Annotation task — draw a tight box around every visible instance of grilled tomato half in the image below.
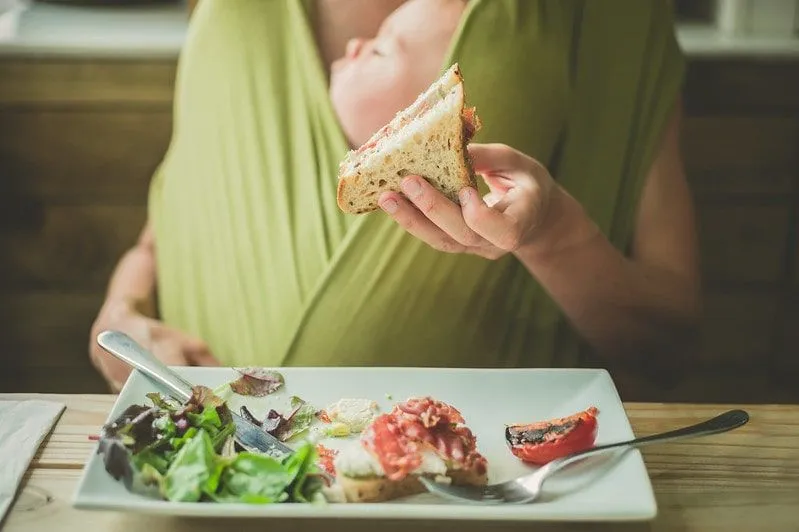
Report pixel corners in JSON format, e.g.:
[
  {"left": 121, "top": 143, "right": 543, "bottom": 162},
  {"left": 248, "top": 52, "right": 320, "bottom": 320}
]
[{"left": 505, "top": 407, "right": 599, "bottom": 465}]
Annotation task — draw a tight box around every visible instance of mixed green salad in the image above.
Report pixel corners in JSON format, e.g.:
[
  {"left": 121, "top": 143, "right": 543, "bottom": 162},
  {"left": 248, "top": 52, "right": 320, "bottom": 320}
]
[{"left": 97, "top": 369, "right": 326, "bottom": 505}]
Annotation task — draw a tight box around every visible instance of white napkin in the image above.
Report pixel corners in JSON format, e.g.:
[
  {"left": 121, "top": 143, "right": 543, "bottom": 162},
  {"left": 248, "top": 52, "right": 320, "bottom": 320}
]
[{"left": 0, "top": 400, "right": 65, "bottom": 521}]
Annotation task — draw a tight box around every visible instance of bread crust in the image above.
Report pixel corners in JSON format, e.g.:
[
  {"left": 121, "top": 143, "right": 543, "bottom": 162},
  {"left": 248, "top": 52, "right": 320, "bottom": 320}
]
[{"left": 337, "top": 467, "right": 488, "bottom": 503}]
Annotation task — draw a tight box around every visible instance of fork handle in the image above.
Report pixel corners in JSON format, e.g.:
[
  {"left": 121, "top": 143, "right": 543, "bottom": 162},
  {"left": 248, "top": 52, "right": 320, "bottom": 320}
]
[{"left": 545, "top": 409, "right": 750, "bottom": 476}]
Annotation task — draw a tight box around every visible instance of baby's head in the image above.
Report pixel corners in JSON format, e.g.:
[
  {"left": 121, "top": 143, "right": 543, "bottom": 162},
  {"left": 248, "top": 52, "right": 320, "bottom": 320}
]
[{"left": 329, "top": 0, "right": 466, "bottom": 148}]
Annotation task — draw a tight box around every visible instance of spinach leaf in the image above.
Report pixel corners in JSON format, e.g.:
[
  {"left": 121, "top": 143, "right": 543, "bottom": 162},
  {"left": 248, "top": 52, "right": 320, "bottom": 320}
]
[
  {"left": 216, "top": 454, "right": 293, "bottom": 503},
  {"left": 162, "top": 429, "right": 222, "bottom": 502},
  {"left": 282, "top": 441, "right": 323, "bottom": 503},
  {"left": 187, "top": 404, "right": 222, "bottom": 433},
  {"left": 132, "top": 448, "right": 171, "bottom": 476}
]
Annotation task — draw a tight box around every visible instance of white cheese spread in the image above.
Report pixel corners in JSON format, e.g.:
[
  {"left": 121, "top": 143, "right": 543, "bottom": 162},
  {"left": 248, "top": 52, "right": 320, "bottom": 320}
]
[
  {"left": 334, "top": 441, "right": 449, "bottom": 479},
  {"left": 325, "top": 398, "right": 379, "bottom": 435}
]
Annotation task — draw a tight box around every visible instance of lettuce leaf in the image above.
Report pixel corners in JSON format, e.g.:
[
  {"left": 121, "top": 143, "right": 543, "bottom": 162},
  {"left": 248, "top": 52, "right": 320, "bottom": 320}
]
[
  {"left": 241, "top": 396, "right": 316, "bottom": 442},
  {"left": 229, "top": 368, "right": 285, "bottom": 397},
  {"left": 163, "top": 429, "right": 222, "bottom": 502},
  {"left": 97, "top": 387, "right": 324, "bottom": 505}
]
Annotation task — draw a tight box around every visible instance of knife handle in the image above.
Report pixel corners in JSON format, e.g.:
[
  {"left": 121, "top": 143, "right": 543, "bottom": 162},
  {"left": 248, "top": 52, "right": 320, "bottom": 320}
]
[{"left": 96, "top": 330, "right": 194, "bottom": 401}]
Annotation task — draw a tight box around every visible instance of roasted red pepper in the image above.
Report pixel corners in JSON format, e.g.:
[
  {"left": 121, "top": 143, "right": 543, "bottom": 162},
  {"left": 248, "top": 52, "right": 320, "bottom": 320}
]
[{"left": 505, "top": 407, "right": 599, "bottom": 465}]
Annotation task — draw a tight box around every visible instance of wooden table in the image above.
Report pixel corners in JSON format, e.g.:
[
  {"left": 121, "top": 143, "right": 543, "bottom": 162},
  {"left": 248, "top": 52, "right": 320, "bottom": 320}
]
[{"left": 2, "top": 394, "right": 798, "bottom": 532}]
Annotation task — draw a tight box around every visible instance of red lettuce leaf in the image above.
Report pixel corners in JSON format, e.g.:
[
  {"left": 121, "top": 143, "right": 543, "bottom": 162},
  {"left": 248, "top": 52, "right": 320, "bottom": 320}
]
[
  {"left": 229, "top": 368, "right": 285, "bottom": 397},
  {"left": 239, "top": 397, "right": 314, "bottom": 442}
]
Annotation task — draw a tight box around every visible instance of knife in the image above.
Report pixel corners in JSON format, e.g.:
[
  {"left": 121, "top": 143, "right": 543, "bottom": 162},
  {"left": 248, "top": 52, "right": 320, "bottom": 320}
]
[{"left": 96, "top": 330, "right": 294, "bottom": 460}]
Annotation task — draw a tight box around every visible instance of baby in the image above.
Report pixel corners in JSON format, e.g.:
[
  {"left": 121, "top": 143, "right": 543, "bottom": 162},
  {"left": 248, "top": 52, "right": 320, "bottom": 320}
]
[{"left": 329, "top": 0, "right": 468, "bottom": 149}]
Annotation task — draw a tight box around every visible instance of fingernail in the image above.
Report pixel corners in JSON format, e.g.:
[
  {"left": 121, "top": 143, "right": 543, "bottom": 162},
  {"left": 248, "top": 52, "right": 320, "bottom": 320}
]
[
  {"left": 401, "top": 177, "right": 421, "bottom": 198},
  {"left": 380, "top": 199, "right": 398, "bottom": 213},
  {"left": 459, "top": 187, "right": 472, "bottom": 204}
]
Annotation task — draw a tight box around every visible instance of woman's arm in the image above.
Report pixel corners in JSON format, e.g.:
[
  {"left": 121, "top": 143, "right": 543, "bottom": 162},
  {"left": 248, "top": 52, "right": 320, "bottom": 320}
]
[
  {"left": 379, "top": 99, "right": 700, "bottom": 363},
  {"left": 100, "top": 220, "right": 159, "bottom": 319},
  {"left": 514, "top": 100, "right": 701, "bottom": 360},
  {"left": 89, "top": 220, "right": 219, "bottom": 391}
]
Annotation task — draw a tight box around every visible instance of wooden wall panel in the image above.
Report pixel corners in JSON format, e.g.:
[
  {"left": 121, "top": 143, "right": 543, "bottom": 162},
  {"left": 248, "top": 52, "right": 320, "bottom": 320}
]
[
  {"left": 683, "top": 58, "right": 799, "bottom": 113},
  {"left": 682, "top": 116, "right": 799, "bottom": 189},
  {"left": 0, "top": 293, "right": 104, "bottom": 369},
  {"left": 0, "top": 110, "right": 172, "bottom": 205},
  {"left": 0, "top": 366, "right": 109, "bottom": 395},
  {"left": 2, "top": 206, "right": 146, "bottom": 292},
  {"left": 776, "top": 291, "right": 799, "bottom": 374},
  {"left": 682, "top": 116, "right": 798, "bottom": 199},
  {"left": 0, "top": 58, "right": 173, "bottom": 393},
  {"left": 0, "top": 59, "right": 176, "bottom": 107},
  {"left": 696, "top": 203, "right": 792, "bottom": 285},
  {"left": 699, "top": 289, "right": 781, "bottom": 367}
]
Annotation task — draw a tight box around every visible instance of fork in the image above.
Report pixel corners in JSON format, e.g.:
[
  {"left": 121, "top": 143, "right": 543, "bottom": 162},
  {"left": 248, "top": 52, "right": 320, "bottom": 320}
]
[{"left": 419, "top": 408, "right": 750, "bottom": 504}]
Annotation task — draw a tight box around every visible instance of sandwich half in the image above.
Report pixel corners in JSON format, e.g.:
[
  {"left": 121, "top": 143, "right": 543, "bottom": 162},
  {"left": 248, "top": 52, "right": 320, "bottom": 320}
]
[
  {"left": 332, "top": 396, "right": 488, "bottom": 503},
  {"left": 336, "top": 63, "right": 482, "bottom": 215}
]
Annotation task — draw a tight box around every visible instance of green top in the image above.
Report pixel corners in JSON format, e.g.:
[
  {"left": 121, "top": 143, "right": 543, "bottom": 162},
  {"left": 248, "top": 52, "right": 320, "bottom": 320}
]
[{"left": 149, "top": 0, "right": 685, "bottom": 368}]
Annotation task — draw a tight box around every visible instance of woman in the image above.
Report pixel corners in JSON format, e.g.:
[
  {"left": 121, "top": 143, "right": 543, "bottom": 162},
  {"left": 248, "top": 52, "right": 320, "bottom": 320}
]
[{"left": 90, "top": 0, "right": 700, "bottom": 391}]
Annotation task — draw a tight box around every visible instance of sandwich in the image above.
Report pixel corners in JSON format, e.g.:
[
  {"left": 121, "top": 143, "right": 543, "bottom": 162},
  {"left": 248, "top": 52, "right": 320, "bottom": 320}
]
[
  {"left": 336, "top": 63, "right": 482, "bottom": 215},
  {"left": 332, "top": 396, "right": 488, "bottom": 502}
]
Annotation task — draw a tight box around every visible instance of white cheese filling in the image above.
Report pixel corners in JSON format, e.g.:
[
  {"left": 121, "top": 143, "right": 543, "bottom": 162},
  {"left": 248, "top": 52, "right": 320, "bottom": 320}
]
[
  {"left": 333, "top": 441, "right": 449, "bottom": 479},
  {"left": 325, "top": 398, "right": 379, "bottom": 434}
]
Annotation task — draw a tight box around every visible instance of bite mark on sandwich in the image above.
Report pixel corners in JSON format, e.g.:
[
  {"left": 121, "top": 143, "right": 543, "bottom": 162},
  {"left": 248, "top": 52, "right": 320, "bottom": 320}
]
[{"left": 336, "top": 63, "right": 482, "bottom": 215}]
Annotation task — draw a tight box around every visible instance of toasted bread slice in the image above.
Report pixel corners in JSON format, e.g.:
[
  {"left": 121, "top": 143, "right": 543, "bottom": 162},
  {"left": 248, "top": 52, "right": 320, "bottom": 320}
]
[
  {"left": 336, "top": 64, "right": 481, "bottom": 215},
  {"left": 337, "top": 467, "right": 488, "bottom": 503},
  {"left": 338, "top": 63, "right": 465, "bottom": 171}
]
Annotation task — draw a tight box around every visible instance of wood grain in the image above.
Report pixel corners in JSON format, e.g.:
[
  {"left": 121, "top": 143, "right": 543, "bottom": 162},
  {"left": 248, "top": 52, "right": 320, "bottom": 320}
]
[
  {"left": 0, "top": 366, "right": 108, "bottom": 395},
  {"left": 1, "top": 206, "right": 146, "bottom": 292},
  {"left": 699, "top": 289, "right": 781, "bottom": 366},
  {"left": 0, "top": 59, "right": 176, "bottom": 107},
  {"left": 683, "top": 58, "right": 799, "bottom": 113},
  {"left": 0, "top": 293, "right": 103, "bottom": 365},
  {"left": 776, "top": 293, "right": 799, "bottom": 374},
  {"left": 3, "top": 398, "right": 798, "bottom": 532},
  {"left": 0, "top": 109, "right": 171, "bottom": 206},
  {"left": 682, "top": 116, "right": 798, "bottom": 170},
  {"left": 0, "top": 293, "right": 110, "bottom": 393},
  {"left": 696, "top": 202, "right": 792, "bottom": 285}
]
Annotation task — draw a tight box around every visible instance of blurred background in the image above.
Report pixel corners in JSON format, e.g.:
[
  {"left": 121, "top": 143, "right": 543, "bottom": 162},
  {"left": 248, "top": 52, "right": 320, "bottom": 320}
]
[{"left": 0, "top": 0, "right": 797, "bottom": 403}]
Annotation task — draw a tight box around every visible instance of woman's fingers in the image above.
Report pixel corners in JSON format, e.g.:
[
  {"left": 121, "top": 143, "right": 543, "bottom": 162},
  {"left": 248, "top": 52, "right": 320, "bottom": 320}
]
[
  {"left": 379, "top": 190, "right": 468, "bottom": 253},
  {"left": 148, "top": 321, "right": 217, "bottom": 367},
  {"left": 482, "top": 173, "right": 515, "bottom": 195},
  {"left": 468, "top": 143, "right": 534, "bottom": 176},
  {"left": 184, "top": 339, "right": 221, "bottom": 366},
  {"left": 380, "top": 176, "right": 489, "bottom": 248},
  {"left": 460, "top": 186, "right": 527, "bottom": 251}
]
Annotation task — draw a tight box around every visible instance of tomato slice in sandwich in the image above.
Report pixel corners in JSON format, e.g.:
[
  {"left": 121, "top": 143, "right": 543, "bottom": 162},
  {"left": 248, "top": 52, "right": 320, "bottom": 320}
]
[{"left": 505, "top": 407, "right": 599, "bottom": 465}]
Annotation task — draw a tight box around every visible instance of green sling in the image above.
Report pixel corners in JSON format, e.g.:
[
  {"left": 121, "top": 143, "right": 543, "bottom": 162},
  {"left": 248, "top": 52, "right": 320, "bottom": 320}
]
[{"left": 149, "top": 0, "right": 686, "bottom": 369}]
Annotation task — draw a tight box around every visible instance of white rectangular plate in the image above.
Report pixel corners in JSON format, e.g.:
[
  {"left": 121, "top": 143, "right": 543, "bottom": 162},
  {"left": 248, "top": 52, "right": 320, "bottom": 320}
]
[{"left": 72, "top": 367, "right": 656, "bottom": 522}]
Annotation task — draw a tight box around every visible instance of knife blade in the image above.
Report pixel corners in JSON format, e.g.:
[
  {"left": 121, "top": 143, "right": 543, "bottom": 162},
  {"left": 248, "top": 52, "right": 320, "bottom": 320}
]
[
  {"left": 96, "top": 330, "right": 294, "bottom": 459},
  {"left": 231, "top": 412, "right": 293, "bottom": 458}
]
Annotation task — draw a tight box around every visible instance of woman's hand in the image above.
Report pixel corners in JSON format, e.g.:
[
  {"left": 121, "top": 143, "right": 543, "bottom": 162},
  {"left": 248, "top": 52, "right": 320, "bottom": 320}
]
[
  {"left": 89, "top": 299, "right": 220, "bottom": 393},
  {"left": 377, "top": 143, "right": 560, "bottom": 260}
]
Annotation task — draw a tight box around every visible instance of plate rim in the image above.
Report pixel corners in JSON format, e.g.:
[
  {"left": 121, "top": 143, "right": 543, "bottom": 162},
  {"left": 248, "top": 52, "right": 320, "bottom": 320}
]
[{"left": 71, "top": 366, "right": 658, "bottom": 522}]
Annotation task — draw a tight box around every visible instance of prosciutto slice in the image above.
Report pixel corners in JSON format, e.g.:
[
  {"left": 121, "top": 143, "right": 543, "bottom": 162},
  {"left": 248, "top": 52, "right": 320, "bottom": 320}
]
[{"left": 361, "top": 397, "right": 487, "bottom": 481}]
